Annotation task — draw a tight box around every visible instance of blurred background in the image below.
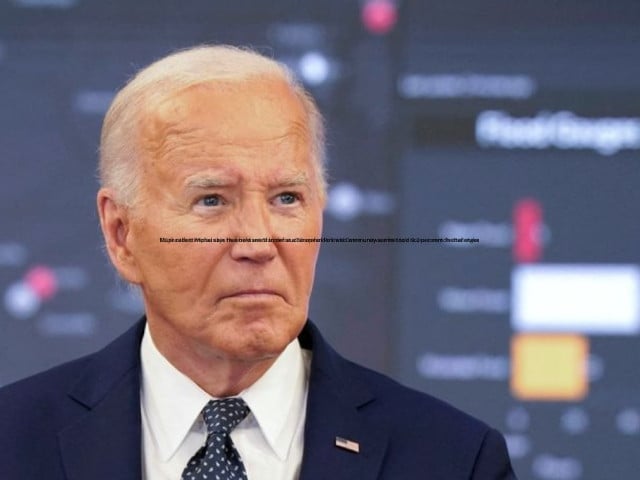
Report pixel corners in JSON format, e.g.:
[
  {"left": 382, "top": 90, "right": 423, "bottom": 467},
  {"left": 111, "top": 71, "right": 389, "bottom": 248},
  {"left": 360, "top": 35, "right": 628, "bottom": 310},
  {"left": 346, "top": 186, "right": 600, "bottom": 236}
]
[{"left": 1, "top": 1, "right": 639, "bottom": 478}]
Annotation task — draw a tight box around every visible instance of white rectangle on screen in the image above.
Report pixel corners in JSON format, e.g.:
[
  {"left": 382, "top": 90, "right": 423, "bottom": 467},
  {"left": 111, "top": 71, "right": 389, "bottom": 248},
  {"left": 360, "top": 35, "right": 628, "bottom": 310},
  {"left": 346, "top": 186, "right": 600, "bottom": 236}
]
[{"left": 511, "top": 264, "right": 640, "bottom": 335}]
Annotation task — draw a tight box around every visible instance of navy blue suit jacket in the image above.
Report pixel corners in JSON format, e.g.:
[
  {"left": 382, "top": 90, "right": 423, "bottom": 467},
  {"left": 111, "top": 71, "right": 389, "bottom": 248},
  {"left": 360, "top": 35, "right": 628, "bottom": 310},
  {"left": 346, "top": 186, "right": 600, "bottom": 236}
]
[{"left": 0, "top": 319, "right": 517, "bottom": 479}]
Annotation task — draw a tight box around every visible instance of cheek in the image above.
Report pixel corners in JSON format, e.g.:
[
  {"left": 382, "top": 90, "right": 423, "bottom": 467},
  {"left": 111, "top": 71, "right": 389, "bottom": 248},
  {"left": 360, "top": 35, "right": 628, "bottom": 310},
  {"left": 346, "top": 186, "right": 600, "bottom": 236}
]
[
  {"left": 294, "top": 214, "right": 322, "bottom": 283},
  {"left": 288, "top": 242, "right": 321, "bottom": 284},
  {"left": 133, "top": 222, "right": 223, "bottom": 285}
]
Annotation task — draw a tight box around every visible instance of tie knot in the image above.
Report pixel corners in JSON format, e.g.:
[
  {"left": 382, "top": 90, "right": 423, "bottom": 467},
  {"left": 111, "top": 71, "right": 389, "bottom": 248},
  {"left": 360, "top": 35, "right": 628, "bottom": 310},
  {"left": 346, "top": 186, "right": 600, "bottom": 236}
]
[{"left": 201, "top": 398, "right": 249, "bottom": 435}]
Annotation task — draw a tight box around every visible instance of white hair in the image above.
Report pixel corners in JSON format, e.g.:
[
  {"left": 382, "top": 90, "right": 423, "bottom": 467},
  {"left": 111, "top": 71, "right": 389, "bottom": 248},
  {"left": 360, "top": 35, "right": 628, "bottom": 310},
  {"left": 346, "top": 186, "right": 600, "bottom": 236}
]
[{"left": 99, "top": 45, "right": 326, "bottom": 206}]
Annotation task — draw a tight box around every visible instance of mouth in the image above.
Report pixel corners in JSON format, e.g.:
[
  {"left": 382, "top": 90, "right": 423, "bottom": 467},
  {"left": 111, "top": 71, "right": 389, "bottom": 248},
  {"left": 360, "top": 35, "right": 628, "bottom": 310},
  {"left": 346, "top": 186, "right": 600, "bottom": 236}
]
[{"left": 222, "top": 289, "right": 282, "bottom": 300}]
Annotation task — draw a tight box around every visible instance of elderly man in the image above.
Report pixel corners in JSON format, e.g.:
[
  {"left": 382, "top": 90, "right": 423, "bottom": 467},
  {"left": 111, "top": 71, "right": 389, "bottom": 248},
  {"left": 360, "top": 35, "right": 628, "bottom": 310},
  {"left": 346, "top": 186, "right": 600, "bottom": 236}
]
[{"left": 0, "top": 45, "right": 516, "bottom": 480}]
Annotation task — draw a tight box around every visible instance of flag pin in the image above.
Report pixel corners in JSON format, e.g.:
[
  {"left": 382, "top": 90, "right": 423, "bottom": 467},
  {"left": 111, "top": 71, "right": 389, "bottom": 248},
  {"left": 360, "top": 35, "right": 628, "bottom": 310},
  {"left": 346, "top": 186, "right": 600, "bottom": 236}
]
[{"left": 335, "top": 436, "right": 360, "bottom": 453}]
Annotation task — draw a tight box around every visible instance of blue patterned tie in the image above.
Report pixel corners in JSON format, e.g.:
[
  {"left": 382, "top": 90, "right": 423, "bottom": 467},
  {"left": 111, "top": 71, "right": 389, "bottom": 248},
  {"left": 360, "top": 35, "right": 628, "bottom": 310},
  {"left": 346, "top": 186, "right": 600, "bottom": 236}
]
[{"left": 182, "top": 398, "right": 250, "bottom": 480}]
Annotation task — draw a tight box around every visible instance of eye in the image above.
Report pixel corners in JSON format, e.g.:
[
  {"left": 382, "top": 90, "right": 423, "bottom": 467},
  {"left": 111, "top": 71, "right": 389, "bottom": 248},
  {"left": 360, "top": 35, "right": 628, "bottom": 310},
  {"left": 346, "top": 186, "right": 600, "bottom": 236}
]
[
  {"left": 276, "top": 192, "right": 300, "bottom": 205},
  {"left": 197, "top": 194, "right": 223, "bottom": 207}
]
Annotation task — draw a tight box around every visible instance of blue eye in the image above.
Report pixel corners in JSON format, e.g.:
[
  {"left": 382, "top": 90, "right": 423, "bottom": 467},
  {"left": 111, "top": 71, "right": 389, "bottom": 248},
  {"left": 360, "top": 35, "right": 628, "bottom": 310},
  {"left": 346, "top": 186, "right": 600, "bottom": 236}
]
[
  {"left": 278, "top": 192, "right": 298, "bottom": 205},
  {"left": 200, "top": 195, "right": 221, "bottom": 207}
]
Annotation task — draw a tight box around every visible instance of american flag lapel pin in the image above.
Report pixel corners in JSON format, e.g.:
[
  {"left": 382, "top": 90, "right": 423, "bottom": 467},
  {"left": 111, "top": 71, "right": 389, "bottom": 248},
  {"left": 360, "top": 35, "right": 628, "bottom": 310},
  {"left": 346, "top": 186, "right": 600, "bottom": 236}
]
[{"left": 335, "top": 436, "right": 360, "bottom": 453}]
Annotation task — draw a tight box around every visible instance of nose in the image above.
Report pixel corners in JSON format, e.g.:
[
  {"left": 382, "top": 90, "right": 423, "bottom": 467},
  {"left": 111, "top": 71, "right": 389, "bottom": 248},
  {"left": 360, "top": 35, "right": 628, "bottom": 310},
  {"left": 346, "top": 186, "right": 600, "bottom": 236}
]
[{"left": 228, "top": 199, "right": 277, "bottom": 263}]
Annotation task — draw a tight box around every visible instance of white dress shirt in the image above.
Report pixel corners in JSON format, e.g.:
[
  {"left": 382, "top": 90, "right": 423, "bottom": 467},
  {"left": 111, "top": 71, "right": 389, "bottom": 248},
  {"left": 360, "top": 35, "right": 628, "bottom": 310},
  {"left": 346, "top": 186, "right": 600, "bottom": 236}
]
[{"left": 140, "top": 325, "right": 310, "bottom": 480}]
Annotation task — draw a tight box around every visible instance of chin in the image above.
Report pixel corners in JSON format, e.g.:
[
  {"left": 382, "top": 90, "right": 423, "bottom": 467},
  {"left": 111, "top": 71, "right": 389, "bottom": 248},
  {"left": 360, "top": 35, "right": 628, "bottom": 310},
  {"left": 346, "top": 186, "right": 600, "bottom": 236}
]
[
  {"left": 210, "top": 314, "right": 303, "bottom": 361},
  {"left": 217, "top": 333, "right": 288, "bottom": 362}
]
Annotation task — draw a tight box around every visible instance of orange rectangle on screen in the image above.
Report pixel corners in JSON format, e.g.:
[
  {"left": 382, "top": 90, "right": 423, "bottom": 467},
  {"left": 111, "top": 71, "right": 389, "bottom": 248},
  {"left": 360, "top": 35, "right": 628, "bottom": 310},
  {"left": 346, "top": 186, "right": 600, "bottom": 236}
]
[{"left": 511, "top": 334, "right": 588, "bottom": 401}]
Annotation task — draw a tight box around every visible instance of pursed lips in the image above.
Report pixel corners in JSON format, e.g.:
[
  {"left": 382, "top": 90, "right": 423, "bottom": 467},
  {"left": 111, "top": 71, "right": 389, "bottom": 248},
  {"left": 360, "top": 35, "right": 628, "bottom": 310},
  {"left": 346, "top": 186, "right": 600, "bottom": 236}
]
[{"left": 222, "top": 289, "right": 282, "bottom": 300}]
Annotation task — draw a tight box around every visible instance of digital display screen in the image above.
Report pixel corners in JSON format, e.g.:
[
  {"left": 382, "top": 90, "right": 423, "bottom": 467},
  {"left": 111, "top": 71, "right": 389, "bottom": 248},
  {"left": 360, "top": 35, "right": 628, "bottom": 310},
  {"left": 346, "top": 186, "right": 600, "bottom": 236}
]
[{"left": 1, "top": 1, "right": 638, "bottom": 478}]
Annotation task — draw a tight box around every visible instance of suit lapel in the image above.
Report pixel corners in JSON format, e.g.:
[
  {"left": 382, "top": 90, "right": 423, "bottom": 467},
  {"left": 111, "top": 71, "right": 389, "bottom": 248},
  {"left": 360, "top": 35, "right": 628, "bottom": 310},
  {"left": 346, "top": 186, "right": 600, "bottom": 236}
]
[
  {"left": 299, "top": 323, "right": 388, "bottom": 480},
  {"left": 58, "top": 320, "right": 145, "bottom": 480}
]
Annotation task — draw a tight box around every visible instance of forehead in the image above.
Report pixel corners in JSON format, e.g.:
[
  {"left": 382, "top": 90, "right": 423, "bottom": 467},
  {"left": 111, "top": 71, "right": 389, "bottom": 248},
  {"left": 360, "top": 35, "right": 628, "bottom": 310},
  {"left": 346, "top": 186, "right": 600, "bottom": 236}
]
[{"left": 139, "top": 76, "right": 310, "bottom": 154}]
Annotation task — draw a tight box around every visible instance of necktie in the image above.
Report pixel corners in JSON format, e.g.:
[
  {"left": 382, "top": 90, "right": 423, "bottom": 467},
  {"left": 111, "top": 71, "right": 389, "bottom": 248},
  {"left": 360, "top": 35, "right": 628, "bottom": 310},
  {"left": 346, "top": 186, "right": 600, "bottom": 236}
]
[{"left": 182, "top": 398, "right": 250, "bottom": 480}]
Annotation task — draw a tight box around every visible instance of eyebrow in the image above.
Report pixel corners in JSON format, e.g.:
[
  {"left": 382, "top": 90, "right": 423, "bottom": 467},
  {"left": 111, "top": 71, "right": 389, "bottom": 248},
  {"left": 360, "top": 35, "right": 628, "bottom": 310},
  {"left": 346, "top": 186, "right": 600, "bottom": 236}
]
[
  {"left": 183, "top": 171, "right": 311, "bottom": 190},
  {"left": 276, "top": 172, "right": 310, "bottom": 187},
  {"left": 184, "top": 175, "right": 231, "bottom": 189}
]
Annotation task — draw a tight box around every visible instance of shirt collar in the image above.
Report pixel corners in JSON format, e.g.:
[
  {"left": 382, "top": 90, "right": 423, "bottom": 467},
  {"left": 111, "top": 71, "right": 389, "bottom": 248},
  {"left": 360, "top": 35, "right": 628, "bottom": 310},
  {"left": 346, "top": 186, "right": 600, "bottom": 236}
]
[
  {"left": 140, "top": 324, "right": 211, "bottom": 461},
  {"left": 239, "top": 333, "right": 308, "bottom": 461},
  {"left": 140, "top": 323, "right": 309, "bottom": 462}
]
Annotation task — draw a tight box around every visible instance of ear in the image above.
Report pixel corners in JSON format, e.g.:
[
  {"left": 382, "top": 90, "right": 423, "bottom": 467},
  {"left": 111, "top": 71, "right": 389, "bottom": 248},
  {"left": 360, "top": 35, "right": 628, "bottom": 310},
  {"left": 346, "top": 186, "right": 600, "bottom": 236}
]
[{"left": 96, "top": 188, "right": 142, "bottom": 284}]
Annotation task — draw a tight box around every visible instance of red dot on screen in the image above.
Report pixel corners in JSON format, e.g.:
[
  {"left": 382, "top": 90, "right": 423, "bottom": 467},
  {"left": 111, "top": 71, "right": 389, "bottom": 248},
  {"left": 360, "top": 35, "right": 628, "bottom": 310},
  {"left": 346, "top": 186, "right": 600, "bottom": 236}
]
[
  {"left": 361, "top": 0, "right": 397, "bottom": 35},
  {"left": 25, "top": 265, "right": 58, "bottom": 300}
]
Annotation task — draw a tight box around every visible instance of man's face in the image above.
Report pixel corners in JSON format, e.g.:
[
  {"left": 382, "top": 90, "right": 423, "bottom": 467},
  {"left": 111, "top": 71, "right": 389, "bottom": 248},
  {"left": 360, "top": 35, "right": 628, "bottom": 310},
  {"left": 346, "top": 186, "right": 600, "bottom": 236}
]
[{"left": 124, "top": 77, "right": 324, "bottom": 363}]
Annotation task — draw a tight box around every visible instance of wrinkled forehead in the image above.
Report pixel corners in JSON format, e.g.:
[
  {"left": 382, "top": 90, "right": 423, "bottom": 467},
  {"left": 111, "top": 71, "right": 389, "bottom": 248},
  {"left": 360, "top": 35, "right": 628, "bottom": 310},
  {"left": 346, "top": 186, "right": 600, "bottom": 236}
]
[{"left": 137, "top": 77, "right": 312, "bottom": 155}]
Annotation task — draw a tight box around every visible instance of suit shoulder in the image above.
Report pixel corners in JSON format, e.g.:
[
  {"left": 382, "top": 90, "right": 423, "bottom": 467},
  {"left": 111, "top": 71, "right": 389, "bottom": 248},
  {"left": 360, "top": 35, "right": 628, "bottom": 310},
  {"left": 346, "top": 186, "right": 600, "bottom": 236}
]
[
  {"left": 0, "top": 352, "right": 94, "bottom": 406},
  {"left": 0, "top": 319, "right": 144, "bottom": 408},
  {"left": 0, "top": 351, "right": 101, "bottom": 472},
  {"left": 337, "top": 359, "right": 515, "bottom": 477},
  {"left": 342, "top": 357, "right": 492, "bottom": 436}
]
